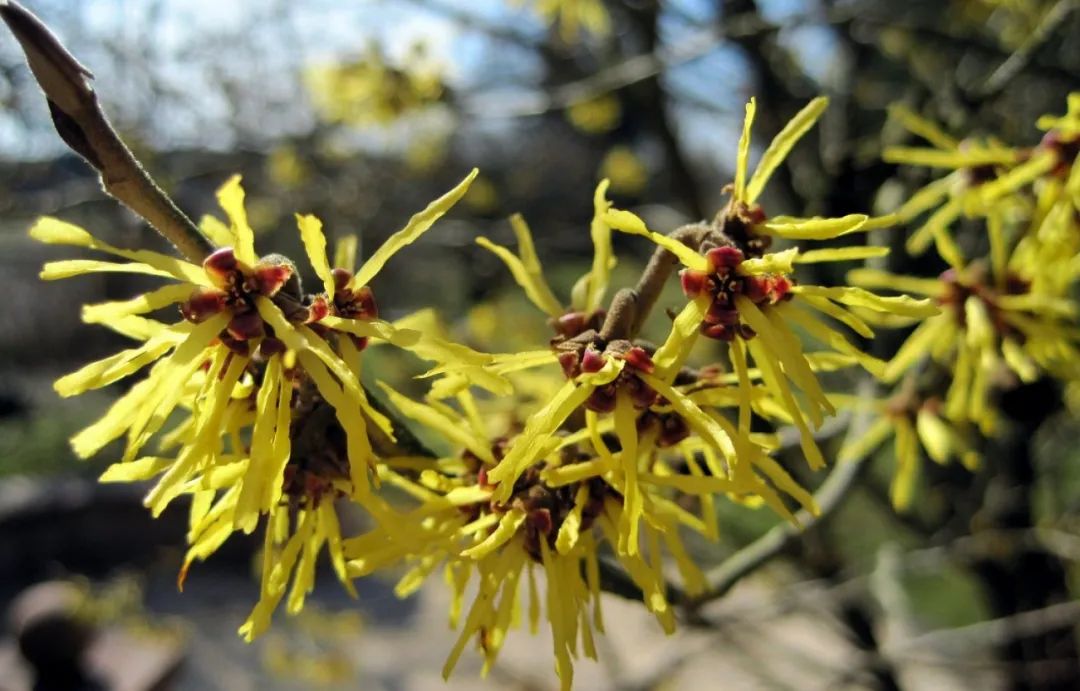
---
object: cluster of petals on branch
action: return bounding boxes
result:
[36,96,950,690]
[838,93,1080,508]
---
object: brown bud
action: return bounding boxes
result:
[553,311,587,338]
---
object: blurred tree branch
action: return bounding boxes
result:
[0,0,213,262]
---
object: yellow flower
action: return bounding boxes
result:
[342,387,700,689]
[850,260,1080,434]
[477,179,615,338]
[835,388,979,511]
[599,145,649,196]
[38,169,481,632]
[565,94,621,134]
[512,0,611,42]
[305,41,445,127]
[883,98,1080,268]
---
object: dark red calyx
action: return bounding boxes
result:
[258,336,287,358]
[704,301,740,326]
[203,247,239,288]
[584,384,617,413]
[680,269,710,298]
[580,346,606,373]
[254,262,293,297]
[226,310,265,341]
[558,350,580,379]
[527,508,554,535]
[332,268,353,293]
[701,323,737,341]
[353,285,379,320]
[626,376,658,409]
[305,295,330,323]
[657,414,691,447]
[622,346,655,374]
[180,288,228,323]
[705,246,745,274]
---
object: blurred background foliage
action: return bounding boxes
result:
[1,0,1080,689]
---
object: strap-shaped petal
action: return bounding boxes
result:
[334,234,359,273]
[734,98,756,202]
[81,283,195,323]
[31,217,208,284]
[760,214,869,240]
[584,178,615,313]
[476,214,563,317]
[739,247,798,274]
[296,213,335,299]
[887,104,957,150]
[377,381,495,464]
[747,96,828,204]
[322,315,422,347]
[353,168,478,289]
[795,246,889,264]
[605,209,709,271]
[217,175,257,265]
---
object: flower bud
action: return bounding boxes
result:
[553,311,587,338]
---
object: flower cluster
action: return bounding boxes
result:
[839,93,1080,508]
[36,96,982,690]
[35,169,480,637]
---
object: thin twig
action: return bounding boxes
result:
[975,0,1079,98]
[0,0,213,262]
